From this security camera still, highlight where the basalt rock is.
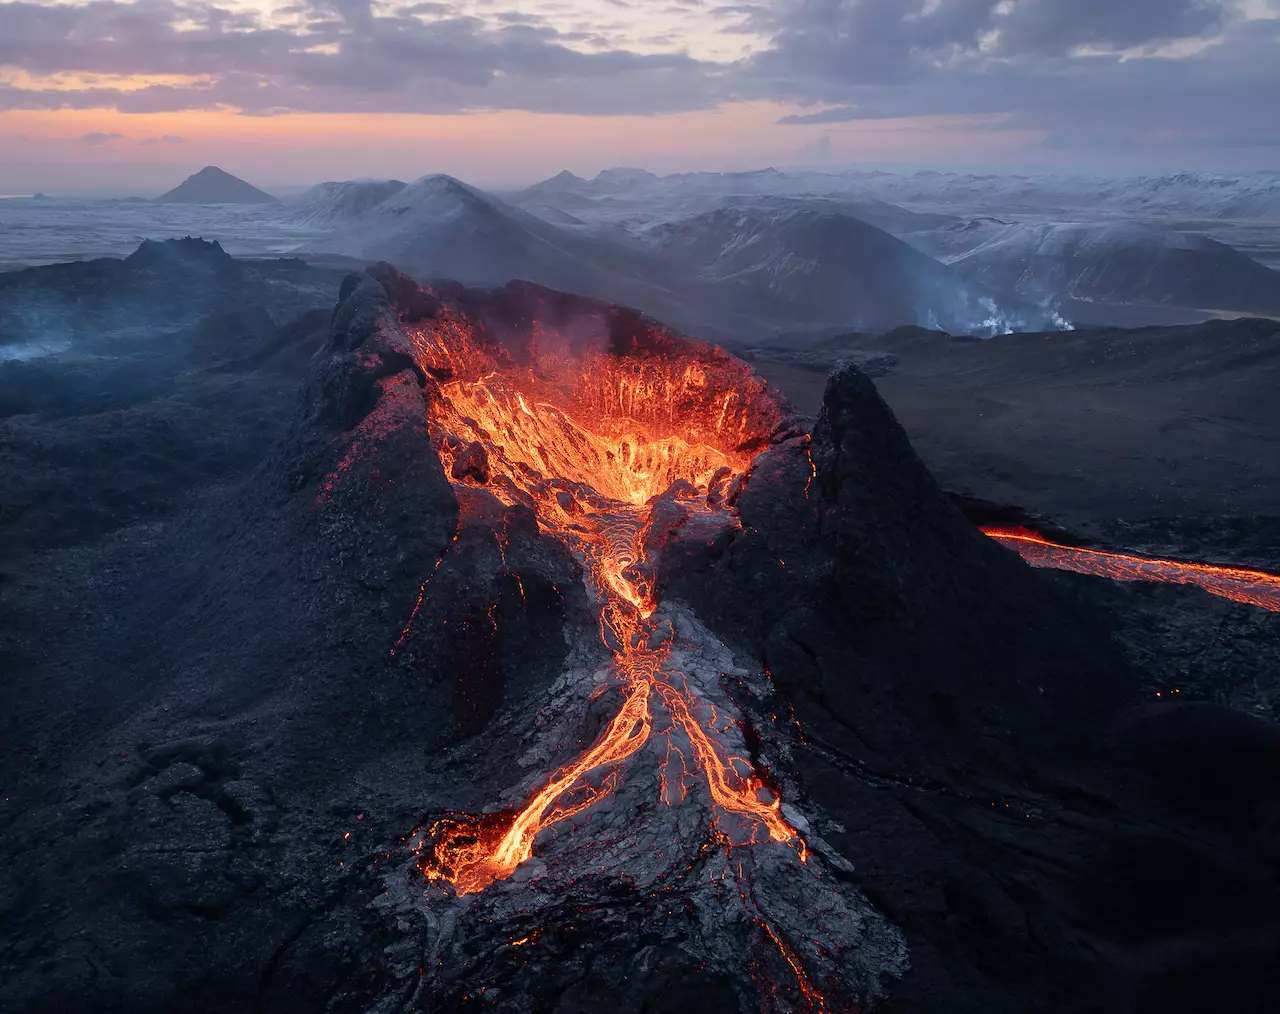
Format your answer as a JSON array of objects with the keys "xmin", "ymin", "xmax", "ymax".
[{"xmin": 657, "ymin": 359, "xmax": 1135, "ymax": 777}]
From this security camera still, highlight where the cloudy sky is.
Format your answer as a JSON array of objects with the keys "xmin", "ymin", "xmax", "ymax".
[{"xmin": 0, "ymin": 0, "xmax": 1277, "ymax": 192}]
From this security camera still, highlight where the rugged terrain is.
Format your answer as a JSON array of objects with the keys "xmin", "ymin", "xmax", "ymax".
[{"xmin": 1, "ymin": 254, "xmax": 1277, "ymax": 1013}]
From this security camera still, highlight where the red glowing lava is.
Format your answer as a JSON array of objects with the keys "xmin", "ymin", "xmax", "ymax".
[
  {"xmin": 406, "ymin": 306, "xmax": 809, "ymax": 899},
  {"xmin": 983, "ymin": 526, "xmax": 1280, "ymax": 612}
]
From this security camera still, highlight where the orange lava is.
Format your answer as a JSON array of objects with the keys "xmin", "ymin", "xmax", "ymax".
[
  {"xmin": 983, "ymin": 526, "xmax": 1280, "ymax": 612},
  {"xmin": 408, "ymin": 309, "xmax": 808, "ymax": 896}
]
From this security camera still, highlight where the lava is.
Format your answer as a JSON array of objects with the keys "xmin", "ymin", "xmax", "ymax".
[
  {"xmin": 983, "ymin": 526, "xmax": 1280, "ymax": 612},
  {"xmin": 406, "ymin": 307, "xmax": 810, "ymax": 898}
]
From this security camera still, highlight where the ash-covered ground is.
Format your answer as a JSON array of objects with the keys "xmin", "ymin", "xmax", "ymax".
[{"xmin": 1, "ymin": 246, "xmax": 1278, "ymax": 1014}]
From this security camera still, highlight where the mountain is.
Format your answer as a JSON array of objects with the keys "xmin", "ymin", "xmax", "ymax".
[
  {"xmin": 0, "ymin": 237, "xmax": 349, "ymax": 349},
  {"xmin": 288, "ymin": 179, "xmax": 408, "ymax": 226},
  {"xmin": 519, "ymin": 169, "xmax": 589, "ymax": 200},
  {"xmin": 939, "ymin": 222, "xmax": 1280, "ymax": 314},
  {"xmin": 509, "ymin": 167, "xmax": 955, "ymax": 236},
  {"xmin": 838, "ymin": 169, "xmax": 1280, "ymax": 222},
  {"xmin": 592, "ymin": 166, "xmax": 662, "ymax": 189},
  {"xmin": 154, "ymin": 166, "xmax": 279, "ymax": 204},
  {"xmin": 298, "ymin": 174, "xmax": 1045, "ymax": 339},
  {"xmin": 644, "ymin": 205, "xmax": 1037, "ymax": 334},
  {"xmin": 319, "ymin": 174, "xmax": 703, "ymax": 330}
]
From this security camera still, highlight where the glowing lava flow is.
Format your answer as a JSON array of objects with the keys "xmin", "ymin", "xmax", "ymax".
[
  {"xmin": 407, "ymin": 312, "xmax": 808, "ymax": 898},
  {"xmin": 983, "ymin": 526, "xmax": 1280, "ymax": 612}
]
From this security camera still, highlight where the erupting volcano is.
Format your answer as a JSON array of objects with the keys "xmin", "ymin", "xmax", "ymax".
[
  {"xmin": 983, "ymin": 527, "xmax": 1280, "ymax": 612},
  {"xmin": 314, "ymin": 281, "xmax": 910, "ymax": 1012}
]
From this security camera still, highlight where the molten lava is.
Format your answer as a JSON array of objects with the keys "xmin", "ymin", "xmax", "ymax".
[
  {"xmin": 983, "ymin": 526, "xmax": 1280, "ymax": 612},
  {"xmin": 406, "ymin": 308, "xmax": 809, "ymax": 898}
]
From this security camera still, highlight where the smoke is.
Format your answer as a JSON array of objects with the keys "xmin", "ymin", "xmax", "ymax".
[
  {"xmin": 918, "ymin": 282, "xmax": 1075, "ymax": 338},
  {"xmin": 971, "ymin": 296, "xmax": 1077, "ymax": 337},
  {"xmin": 0, "ymin": 337, "xmax": 71, "ymax": 362}
]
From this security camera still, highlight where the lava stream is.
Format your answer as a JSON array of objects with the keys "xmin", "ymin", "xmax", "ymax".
[
  {"xmin": 983, "ymin": 526, "xmax": 1280, "ymax": 612},
  {"xmin": 409, "ymin": 314, "xmax": 808, "ymax": 899}
]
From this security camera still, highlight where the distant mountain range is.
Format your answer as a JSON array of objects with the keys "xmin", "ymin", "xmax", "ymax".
[
  {"xmin": 838, "ymin": 169, "xmax": 1280, "ymax": 222},
  {"xmin": 507, "ymin": 167, "xmax": 957, "ymax": 235},
  {"xmin": 155, "ymin": 167, "xmax": 279, "ymax": 205},
  {"xmin": 24, "ymin": 163, "xmax": 1273, "ymax": 336},
  {"xmin": 921, "ymin": 221, "xmax": 1280, "ymax": 314},
  {"xmin": 296, "ymin": 173, "xmax": 1047, "ymax": 339}
]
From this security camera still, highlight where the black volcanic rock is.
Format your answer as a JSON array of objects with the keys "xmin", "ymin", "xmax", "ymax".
[
  {"xmin": 652, "ymin": 358, "xmax": 1280, "ymax": 1013},
  {"xmin": 656, "ymin": 360, "xmax": 1134, "ymax": 776},
  {"xmin": 124, "ymin": 235, "xmax": 239, "ymax": 270},
  {"xmin": 154, "ymin": 165, "xmax": 278, "ymax": 204},
  {"xmin": 0, "ymin": 238, "xmax": 352, "ymax": 346}
]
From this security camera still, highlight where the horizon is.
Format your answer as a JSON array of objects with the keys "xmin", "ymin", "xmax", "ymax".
[{"xmin": 4, "ymin": 157, "xmax": 1280, "ymax": 201}]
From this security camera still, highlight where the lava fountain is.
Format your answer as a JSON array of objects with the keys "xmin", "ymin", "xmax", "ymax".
[
  {"xmin": 983, "ymin": 526, "xmax": 1280, "ymax": 612},
  {"xmin": 407, "ymin": 310, "xmax": 805, "ymax": 894}
]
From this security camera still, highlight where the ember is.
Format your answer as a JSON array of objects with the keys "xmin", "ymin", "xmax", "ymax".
[{"xmin": 983, "ymin": 526, "xmax": 1280, "ymax": 612}]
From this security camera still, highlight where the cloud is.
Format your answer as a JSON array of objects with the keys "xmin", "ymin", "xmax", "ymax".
[
  {"xmin": 744, "ymin": 1, "xmax": 1280, "ymax": 152},
  {"xmin": 161, "ymin": 135, "xmax": 183, "ymax": 143},
  {"xmin": 0, "ymin": 0, "xmax": 724, "ymax": 116},
  {"xmin": 744, "ymin": 0, "xmax": 1234, "ymax": 82},
  {"xmin": 78, "ymin": 131, "xmax": 125, "ymax": 145},
  {"xmin": 0, "ymin": 0, "xmax": 1276, "ymax": 163},
  {"xmin": 777, "ymin": 105, "xmax": 859, "ymax": 125}
]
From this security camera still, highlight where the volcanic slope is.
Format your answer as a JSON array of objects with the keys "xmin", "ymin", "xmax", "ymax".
[{"xmin": 1, "ymin": 264, "xmax": 1278, "ymax": 1014}]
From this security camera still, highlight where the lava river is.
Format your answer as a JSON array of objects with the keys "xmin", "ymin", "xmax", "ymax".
[
  {"xmin": 388, "ymin": 310, "xmax": 902, "ymax": 1009},
  {"xmin": 983, "ymin": 527, "xmax": 1280, "ymax": 612}
]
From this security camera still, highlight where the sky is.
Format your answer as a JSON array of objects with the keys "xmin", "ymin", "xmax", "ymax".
[{"xmin": 0, "ymin": 0, "xmax": 1277, "ymax": 193}]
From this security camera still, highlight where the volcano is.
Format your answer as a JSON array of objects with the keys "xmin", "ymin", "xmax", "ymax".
[
  {"xmin": 5, "ymin": 264, "xmax": 1280, "ymax": 1014},
  {"xmin": 312, "ymin": 271, "xmax": 905, "ymax": 1007}
]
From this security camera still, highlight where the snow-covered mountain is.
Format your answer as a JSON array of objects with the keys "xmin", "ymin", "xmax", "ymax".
[
  {"xmin": 929, "ymin": 221, "xmax": 1280, "ymax": 314},
  {"xmin": 506, "ymin": 168, "xmax": 955, "ymax": 236},
  {"xmin": 642, "ymin": 205, "xmax": 1045, "ymax": 334},
  {"xmin": 288, "ymin": 180, "xmax": 408, "ymax": 226},
  {"xmin": 295, "ymin": 173, "xmax": 1037, "ymax": 337},
  {"xmin": 311, "ymin": 174, "xmax": 713, "ymax": 331},
  {"xmin": 840, "ymin": 170, "xmax": 1280, "ymax": 222}
]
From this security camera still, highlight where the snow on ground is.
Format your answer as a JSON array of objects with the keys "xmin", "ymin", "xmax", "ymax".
[{"xmin": 0, "ymin": 198, "xmax": 325, "ymax": 270}]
